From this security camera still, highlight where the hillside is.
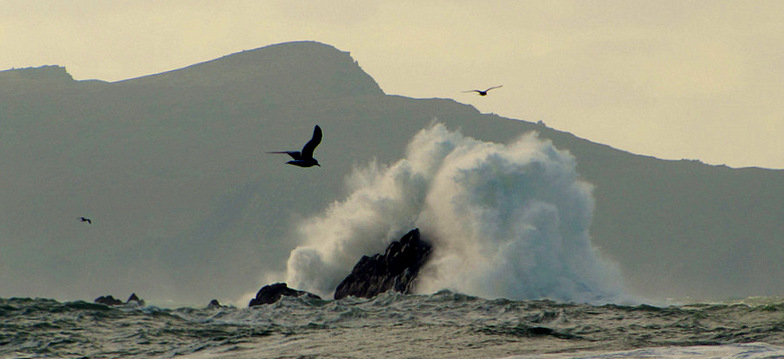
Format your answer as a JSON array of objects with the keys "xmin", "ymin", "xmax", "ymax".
[{"xmin": 1, "ymin": 41, "xmax": 782, "ymax": 304}]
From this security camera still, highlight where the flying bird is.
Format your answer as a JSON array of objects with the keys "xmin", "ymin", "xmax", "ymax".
[
  {"xmin": 268, "ymin": 125, "xmax": 322, "ymax": 167},
  {"xmin": 463, "ymin": 85, "xmax": 503, "ymax": 96},
  {"xmin": 79, "ymin": 217, "xmax": 92, "ymax": 224}
]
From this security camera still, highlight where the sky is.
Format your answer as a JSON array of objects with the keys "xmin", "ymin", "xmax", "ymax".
[{"xmin": 2, "ymin": 1, "xmax": 783, "ymax": 169}]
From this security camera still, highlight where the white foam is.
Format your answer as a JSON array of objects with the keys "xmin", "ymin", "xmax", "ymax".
[
  {"xmin": 284, "ymin": 123, "xmax": 625, "ymax": 302},
  {"xmin": 505, "ymin": 343, "xmax": 784, "ymax": 359}
]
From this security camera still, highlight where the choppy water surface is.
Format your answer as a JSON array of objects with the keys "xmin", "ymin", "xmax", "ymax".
[{"xmin": 3, "ymin": 292, "xmax": 784, "ymax": 358}]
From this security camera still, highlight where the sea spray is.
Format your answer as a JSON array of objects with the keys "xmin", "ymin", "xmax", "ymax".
[{"xmin": 285, "ymin": 123, "xmax": 625, "ymax": 302}]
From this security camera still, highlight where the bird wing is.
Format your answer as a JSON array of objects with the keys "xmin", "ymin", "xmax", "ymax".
[
  {"xmin": 267, "ymin": 151, "xmax": 302, "ymax": 160},
  {"xmin": 485, "ymin": 85, "xmax": 503, "ymax": 92},
  {"xmin": 301, "ymin": 125, "xmax": 322, "ymax": 159}
]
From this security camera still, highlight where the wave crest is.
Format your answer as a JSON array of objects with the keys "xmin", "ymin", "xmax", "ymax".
[{"xmin": 285, "ymin": 123, "xmax": 625, "ymax": 303}]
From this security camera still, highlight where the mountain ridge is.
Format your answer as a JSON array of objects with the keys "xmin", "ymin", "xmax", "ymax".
[
  {"xmin": 0, "ymin": 65, "xmax": 73, "ymax": 81},
  {"xmin": 115, "ymin": 41, "xmax": 384, "ymax": 99}
]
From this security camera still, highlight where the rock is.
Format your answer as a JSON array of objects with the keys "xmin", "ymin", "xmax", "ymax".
[
  {"xmin": 334, "ymin": 228, "xmax": 432, "ymax": 300},
  {"xmin": 126, "ymin": 293, "xmax": 145, "ymax": 306},
  {"xmin": 207, "ymin": 299, "xmax": 223, "ymax": 308},
  {"xmin": 94, "ymin": 293, "xmax": 145, "ymax": 306},
  {"xmin": 249, "ymin": 282, "xmax": 322, "ymax": 307},
  {"xmin": 94, "ymin": 295, "xmax": 123, "ymax": 306}
]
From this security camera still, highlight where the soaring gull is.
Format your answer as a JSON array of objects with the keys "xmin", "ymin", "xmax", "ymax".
[
  {"xmin": 463, "ymin": 85, "xmax": 503, "ymax": 96},
  {"xmin": 268, "ymin": 125, "xmax": 322, "ymax": 168},
  {"xmin": 79, "ymin": 217, "xmax": 92, "ymax": 224}
]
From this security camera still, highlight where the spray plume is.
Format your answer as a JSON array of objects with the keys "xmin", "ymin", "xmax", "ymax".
[{"xmin": 284, "ymin": 123, "xmax": 625, "ymax": 303}]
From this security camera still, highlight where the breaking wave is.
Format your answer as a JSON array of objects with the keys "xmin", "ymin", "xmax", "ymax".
[{"xmin": 284, "ymin": 123, "xmax": 626, "ymax": 303}]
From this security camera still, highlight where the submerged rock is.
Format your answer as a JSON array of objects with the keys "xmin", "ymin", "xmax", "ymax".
[
  {"xmin": 126, "ymin": 293, "xmax": 145, "ymax": 306},
  {"xmin": 334, "ymin": 228, "xmax": 432, "ymax": 300},
  {"xmin": 94, "ymin": 295, "xmax": 123, "ymax": 306},
  {"xmin": 249, "ymin": 282, "xmax": 321, "ymax": 307},
  {"xmin": 93, "ymin": 293, "xmax": 146, "ymax": 306}
]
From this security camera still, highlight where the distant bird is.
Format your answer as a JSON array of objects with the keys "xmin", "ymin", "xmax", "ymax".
[
  {"xmin": 463, "ymin": 85, "xmax": 503, "ymax": 96},
  {"xmin": 268, "ymin": 125, "xmax": 322, "ymax": 167},
  {"xmin": 79, "ymin": 217, "xmax": 92, "ymax": 224}
]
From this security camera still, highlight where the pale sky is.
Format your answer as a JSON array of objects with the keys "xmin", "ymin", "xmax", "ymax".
[{"xmin": 3, "ymin": 1, "xmax": 783, "ymax": 169}]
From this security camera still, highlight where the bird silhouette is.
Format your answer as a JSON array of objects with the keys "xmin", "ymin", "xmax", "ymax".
[
  {"xmin": 268, "ymin": 125, "xmax": 322, "ymax": 167},
  {"xmin": 79, "ymin": 217, "xmax": 92, "ymax": 224},
  {"xmin": 463, "ymin": 85, "xmax": 503, "ymax": 96}
]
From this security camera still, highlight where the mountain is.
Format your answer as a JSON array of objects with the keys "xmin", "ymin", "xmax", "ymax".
[{"xmin": 1, "ymin": 41, "xmax": 782, "ymax": 304}]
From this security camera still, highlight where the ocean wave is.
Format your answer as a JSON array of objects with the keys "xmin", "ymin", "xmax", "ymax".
[
  {"xmin": 284, "ymin": 123, "xmax": 626, "ymax": 304},
  {"xmin": 4, "ymin": 295, "xmax": 784, "ymax": 358}
]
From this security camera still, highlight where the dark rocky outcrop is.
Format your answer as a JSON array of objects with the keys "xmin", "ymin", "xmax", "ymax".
[
  {"xmin": 249, "ymin": 282, "xmax": 321, "ymax": 307},
  {"xmin": 126, "ymin": 293, "xmax": 145, "ymax": 306},
  {"xmin": 334, "ymin": 228, "xmax": 432, "ymax": 300},
  {"xmin": 94, "ymin": 293, "xmax": 145, "ymax": 306},
  {"xmin": 207, "ymin": 299, "xmax": 223, "ymax": 308},
  {"xmin": 94, "ymin": 295, "xmax": 123, "ymax": 306}
]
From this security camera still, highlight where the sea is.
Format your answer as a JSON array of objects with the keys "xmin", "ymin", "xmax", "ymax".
[{"xmin": 4, "ymin": 291, "xmax": 784, "ymax": 358}]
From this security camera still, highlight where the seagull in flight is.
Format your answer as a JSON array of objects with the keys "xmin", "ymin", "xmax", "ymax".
[
  {"xmin": 463, "ymin": 85, "xmax": 503, "ymax": 96},
  {"xmin": 79, "ymin": 217, "xmax": 92, "ymax": 224},
  {"xmin": 268, "ymin": 125, "xmax": 322, "ymax": 167}
]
